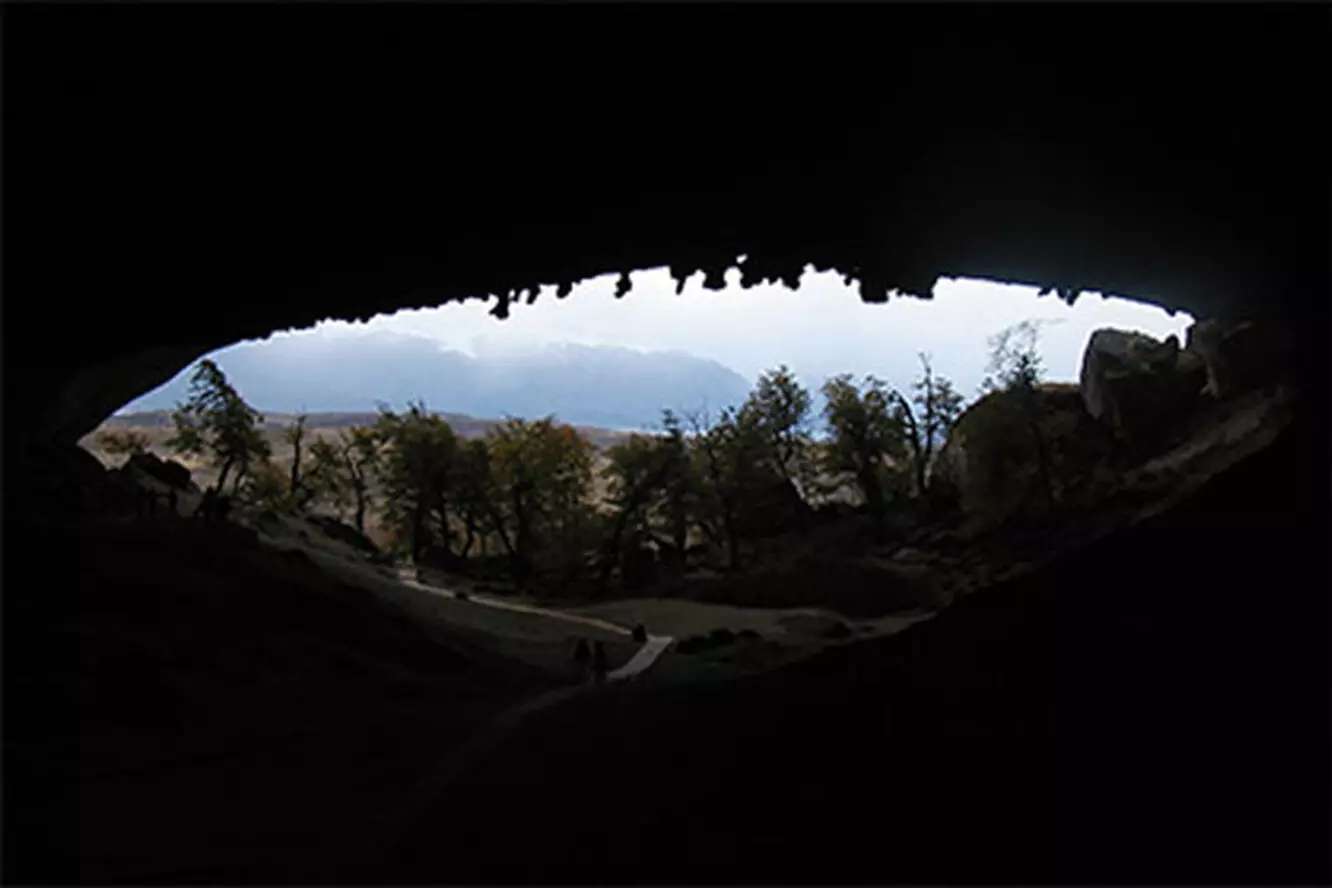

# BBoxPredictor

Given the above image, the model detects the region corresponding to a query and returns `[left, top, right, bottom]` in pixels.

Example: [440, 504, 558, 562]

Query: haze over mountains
[122, 330, 754, 431]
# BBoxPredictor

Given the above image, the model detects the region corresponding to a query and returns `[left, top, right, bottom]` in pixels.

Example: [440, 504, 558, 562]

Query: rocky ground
[339, 403, 1327, 885]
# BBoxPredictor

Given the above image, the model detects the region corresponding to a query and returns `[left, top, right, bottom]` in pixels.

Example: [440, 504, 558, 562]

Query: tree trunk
[861, 466, 887, 544]
[599, 496, 640, 590]
[434, 493, 453, 560]
[354, 489, 368, 535]
[460, 514, 476, 560]
[216, 457, 236, 495]
[914, 448, 928, 501]
[289, 434, 303, 500]
[410, 497, 427, 564]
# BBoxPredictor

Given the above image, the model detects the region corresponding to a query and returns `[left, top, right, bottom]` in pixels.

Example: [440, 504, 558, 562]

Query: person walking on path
[592, 641, 608, 684]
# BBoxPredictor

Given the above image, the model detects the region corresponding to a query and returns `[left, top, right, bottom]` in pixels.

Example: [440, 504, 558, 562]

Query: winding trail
[338, 569, 676, 866]
[394, 567, 646, 637]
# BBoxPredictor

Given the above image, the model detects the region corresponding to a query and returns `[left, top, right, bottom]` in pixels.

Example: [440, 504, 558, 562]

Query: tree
[889, 354, 965, 499]
[375, 402, 459, 564]
[240, 457, 292, 511]
[656, 410, 695, 562]
[977, 320, 1057, 508]
[600, 410, 695, 587]
[97, 428, 151, 457]
[685, 407, 773, 571]
[821, 373, 908, 542]
[451, 438, 499, 561]
[283, 413, 309, 505]
[304, 425, 382, 532]
[167, 359, 271, 495]
[982, 320, 1045, 393]
[738, 365, 816, 523]
[486, 417, 596, 584]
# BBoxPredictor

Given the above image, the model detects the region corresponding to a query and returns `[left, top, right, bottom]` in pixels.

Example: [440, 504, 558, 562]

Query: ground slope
[348, 414, 1328, 885]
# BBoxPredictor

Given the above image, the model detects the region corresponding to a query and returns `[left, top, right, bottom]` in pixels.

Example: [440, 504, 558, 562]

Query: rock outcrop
[937, 383, 1108, 522]
[307, 515, 382, 557]
[1187, 315, 1297, 400]
[124, 451, 195, 492]
[1079, 329, 1207, 443]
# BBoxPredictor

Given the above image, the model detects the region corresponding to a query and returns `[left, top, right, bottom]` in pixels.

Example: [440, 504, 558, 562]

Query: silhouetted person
[592, 641, 608, 684]
[632, 623, 648, 644]
[574, 638, 591, 675]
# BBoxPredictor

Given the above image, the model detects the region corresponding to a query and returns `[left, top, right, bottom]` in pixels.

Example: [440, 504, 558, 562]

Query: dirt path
[395, 567, 639, 637]
[338, 580, 674, 873]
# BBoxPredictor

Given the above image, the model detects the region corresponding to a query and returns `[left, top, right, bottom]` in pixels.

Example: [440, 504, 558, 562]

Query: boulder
[1186, 315, 1295, 399]
[125, 451, 195, 491]
[307, 515, 381, 556]
[1079, 328, 1206, 441]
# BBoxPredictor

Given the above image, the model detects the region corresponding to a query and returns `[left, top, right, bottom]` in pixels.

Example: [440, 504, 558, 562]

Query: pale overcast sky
[307, 267, 1192, 400]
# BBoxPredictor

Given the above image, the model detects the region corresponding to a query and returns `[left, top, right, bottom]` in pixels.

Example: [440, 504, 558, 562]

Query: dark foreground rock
[1080, 327, 1207, 445]
[347, 414, 1328, 886]
[2, 520, 551, 884]
[306, 514, 382, 557]
[124, 450, 195, 491]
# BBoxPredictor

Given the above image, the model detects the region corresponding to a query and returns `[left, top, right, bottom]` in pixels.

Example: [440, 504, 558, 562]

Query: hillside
[97, 410, 635, 452]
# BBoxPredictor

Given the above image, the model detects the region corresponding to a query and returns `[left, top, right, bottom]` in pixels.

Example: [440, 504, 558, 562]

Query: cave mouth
[81, 268, 1234, 612]
[106, 270, 1196, 429]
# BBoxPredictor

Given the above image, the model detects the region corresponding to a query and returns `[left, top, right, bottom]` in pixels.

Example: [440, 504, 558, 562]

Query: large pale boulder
[937, 383, 1106, 523]
[1079, 328, 1206, 440]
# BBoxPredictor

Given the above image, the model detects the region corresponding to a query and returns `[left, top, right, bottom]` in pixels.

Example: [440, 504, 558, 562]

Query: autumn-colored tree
[451, 438, 499, 560]
[241, 457, 293, 511]
[304, 425, 382, 532]
[167, 359, 271, 495]
[375, 402, 459, 564]
[486, 417, 596, 584]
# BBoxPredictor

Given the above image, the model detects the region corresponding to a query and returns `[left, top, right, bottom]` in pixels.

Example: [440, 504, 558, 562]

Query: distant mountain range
[121, 331, 754, 431]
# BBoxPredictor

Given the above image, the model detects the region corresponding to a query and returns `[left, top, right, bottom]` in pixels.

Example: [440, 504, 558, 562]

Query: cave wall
[3, 7, 1328, 454]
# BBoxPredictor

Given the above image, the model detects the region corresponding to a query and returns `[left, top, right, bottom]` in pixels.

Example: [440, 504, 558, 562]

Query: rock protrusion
[1079, 328, 1207, 442]
[1186, 315, 1295, 400]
